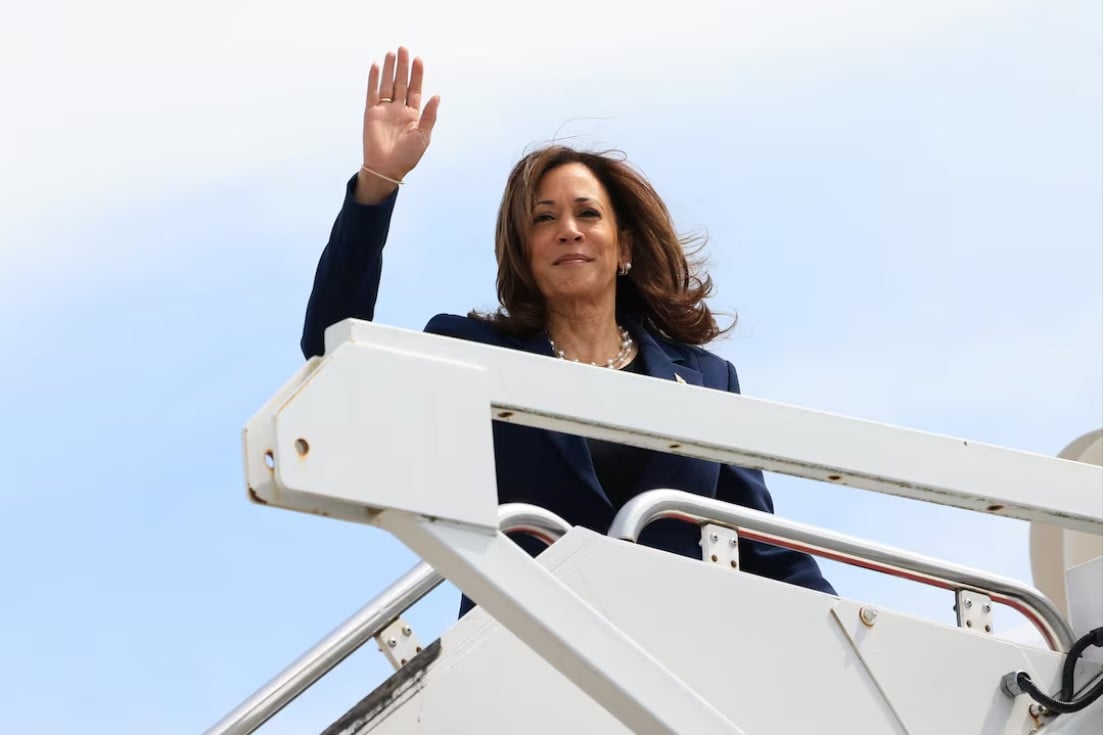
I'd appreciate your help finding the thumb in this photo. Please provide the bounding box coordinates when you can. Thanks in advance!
[419,95,441,139]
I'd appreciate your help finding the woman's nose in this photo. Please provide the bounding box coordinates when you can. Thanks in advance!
[558,219,583,241]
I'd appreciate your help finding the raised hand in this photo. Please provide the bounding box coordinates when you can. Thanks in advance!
[356,46,441,204]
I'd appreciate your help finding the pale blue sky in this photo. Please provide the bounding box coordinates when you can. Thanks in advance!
[1,1,1100,733]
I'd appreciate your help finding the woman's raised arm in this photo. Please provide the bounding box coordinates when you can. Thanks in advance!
[301,47,440,358]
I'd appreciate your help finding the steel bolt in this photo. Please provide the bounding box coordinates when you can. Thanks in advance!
[859,607,878,626]
[710,533,718,543]
[402,626,412,636]
[387,638,397,648]
[983,603,992,614]
[965,599,973,609]
[1028,703,1046,718]
[728,538,738,548]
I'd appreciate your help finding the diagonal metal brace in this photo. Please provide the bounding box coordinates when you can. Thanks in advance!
[374,509,745,735]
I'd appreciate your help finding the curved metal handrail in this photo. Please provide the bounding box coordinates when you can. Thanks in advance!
[205,504,573,735]
[608,489,1075,652]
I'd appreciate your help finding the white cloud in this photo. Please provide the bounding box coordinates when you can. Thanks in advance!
[1,0,1015,250]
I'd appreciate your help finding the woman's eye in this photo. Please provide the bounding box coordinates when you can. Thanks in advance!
[579,209,600,218]
[533,213,554,223]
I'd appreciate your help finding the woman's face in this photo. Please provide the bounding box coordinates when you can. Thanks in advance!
[525,162,629,311]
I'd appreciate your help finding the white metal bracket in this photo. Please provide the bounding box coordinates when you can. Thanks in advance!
[701,523,740,570]
[956,590,994,635]
[374,616,424,670]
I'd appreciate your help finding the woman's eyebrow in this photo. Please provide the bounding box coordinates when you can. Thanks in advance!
[536,197,598,206]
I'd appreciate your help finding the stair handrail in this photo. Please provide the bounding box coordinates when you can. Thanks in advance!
[608,489,1076,652]
[205,503,573,735]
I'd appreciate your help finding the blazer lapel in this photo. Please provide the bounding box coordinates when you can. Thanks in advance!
[631,321,703,387]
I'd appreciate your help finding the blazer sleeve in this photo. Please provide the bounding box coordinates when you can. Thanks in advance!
[715,361,838,595]
[301,175,399,359]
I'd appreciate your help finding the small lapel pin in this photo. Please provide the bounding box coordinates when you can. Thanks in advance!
[674,373,687,384]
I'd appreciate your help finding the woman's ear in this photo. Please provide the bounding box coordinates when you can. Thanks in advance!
[619,231,632,267]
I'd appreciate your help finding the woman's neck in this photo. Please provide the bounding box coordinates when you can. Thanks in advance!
[545,307,627,366]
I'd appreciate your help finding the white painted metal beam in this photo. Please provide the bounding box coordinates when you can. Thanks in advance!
[319,320,1101,533]
[243,338,500,529]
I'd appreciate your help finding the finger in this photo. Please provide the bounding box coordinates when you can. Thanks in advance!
[366,63,380,106]
[379,51,396,102]
[394,46,410,106]
[419,95,441,138]
[407,55,424,110]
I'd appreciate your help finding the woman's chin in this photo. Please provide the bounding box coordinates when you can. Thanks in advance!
[542,273,616,298]
[544,285,612,307]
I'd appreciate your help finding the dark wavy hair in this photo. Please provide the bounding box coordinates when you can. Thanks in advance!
[470,145,731,345]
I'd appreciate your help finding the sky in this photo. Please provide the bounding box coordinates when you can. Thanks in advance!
[1,1,1101,733]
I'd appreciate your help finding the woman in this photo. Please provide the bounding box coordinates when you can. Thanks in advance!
[302,47,835,604]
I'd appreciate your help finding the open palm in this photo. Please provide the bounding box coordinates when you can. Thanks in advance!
[362,47,440,183]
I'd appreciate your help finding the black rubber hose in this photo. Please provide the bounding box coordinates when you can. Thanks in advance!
[1016,672,1101,714]
[1061,627,1103,701]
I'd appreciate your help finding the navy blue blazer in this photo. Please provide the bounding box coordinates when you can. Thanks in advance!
[302,177,836,602]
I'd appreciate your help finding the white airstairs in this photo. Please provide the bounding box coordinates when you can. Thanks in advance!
[209,319,1102,735]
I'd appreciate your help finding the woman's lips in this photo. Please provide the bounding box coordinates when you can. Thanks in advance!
[554,254,592,265]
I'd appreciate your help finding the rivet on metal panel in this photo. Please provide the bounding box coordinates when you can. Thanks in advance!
[387,638,397,648]
[402,626,412,636]
[859,607,878,627]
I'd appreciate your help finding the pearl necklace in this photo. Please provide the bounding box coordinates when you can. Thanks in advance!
[548,326,634,369]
